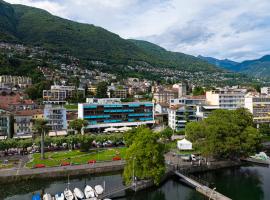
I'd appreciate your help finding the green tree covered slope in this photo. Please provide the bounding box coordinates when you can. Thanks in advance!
[0,0,220,73]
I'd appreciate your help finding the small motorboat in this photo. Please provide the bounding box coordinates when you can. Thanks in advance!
[32,193,41,200]
[55,193,64,200]
[84,185,96,198]
[43,193,52,200]
[64,189,74,200]
[74,188,85,199]
[94,185,104,195]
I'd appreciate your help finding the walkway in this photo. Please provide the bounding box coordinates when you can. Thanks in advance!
[175,171,232,200]
[0,160,125,179]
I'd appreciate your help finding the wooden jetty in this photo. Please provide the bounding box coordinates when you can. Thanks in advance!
[175,171,232,200]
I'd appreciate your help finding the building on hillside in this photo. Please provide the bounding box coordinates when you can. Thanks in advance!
[168,104,197,131]
[0,93,36,111]
[206,87,247,110]
[245,93,270,127]
[87,85,97,95]
[107,85,128,99]
[78,100,155,131]
[44,105,67,132]
[261,87,270,95]
[43,85,85,104]
[172,82,187,97]
[0,75,32,88]
[0,109,12,139]
[153,90,178,104]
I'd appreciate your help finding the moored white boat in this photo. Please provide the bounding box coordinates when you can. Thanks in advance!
[64,189,74,200]
[43,193,52,200]
[74,188,85,200]
[54,193,64,200]
[84,185,96,198]
[94,185,104,195]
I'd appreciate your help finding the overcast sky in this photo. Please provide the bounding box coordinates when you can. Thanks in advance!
[5,0,270,61]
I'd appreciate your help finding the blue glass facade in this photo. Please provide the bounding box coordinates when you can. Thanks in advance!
[82,102,154,126]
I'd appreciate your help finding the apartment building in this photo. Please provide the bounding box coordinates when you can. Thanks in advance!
[44,105,67,131]
[168,105,197,131]
[153,90,178,104]
[78,99,155,130]
[0,109,11,139]
[245,93,270,127]
[13,109,43,138]
[43,85,85,104]
[261,87,270,95]
[0,75,32,88]
[170,96,206,107]
[206,88,247,110]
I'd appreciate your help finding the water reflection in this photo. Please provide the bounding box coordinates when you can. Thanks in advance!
[1,165,270,200]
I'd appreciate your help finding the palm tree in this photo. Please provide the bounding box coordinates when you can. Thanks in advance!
[33,119,49,160]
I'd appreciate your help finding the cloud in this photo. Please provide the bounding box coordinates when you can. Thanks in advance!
[4,0,270,61]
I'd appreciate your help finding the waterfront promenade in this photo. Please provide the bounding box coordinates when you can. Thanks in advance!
[0,160,125,183]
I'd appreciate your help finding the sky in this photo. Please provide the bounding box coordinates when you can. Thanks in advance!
[5,0,270,62]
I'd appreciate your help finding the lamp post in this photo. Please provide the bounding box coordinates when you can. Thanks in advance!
[132,156,136,191]
[209,187,216,200]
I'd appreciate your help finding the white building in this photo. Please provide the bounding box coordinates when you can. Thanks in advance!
[261,87,270,95]
[206,87,247,110]
[168,105,197,131]
[245,93,270,127]
[44,105,67,131]
[172,82,187,97]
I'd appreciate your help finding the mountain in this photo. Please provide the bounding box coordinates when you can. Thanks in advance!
[198,55,239,71]
[199,54,270,78]
[0,0,219,73]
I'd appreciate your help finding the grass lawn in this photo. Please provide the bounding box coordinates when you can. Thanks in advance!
[64,104,78,110]
[26,147,127,168]
[0,163,14,169]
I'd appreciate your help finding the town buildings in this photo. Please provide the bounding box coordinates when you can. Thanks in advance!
[206,87,247,110]
[245,93,270,127]
[44,105,67,133]
[0,75,32,88]
[78,99,155,130]
[0,109,11,139]
[43,85,85,104]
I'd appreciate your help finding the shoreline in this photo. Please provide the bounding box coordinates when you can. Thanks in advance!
[0,159,243,184]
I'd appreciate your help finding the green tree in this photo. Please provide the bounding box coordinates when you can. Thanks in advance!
[259,124,270,136]
[69,119,88,134]
[96,82,108,98]
[33,119,49,159]
[123,127,165,185]
[159,127,173,140]
[192,86,205,96]
[185,108,261,158]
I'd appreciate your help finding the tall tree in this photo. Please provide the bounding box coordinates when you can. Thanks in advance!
[123,127,165,185]
[69,119,88,134]
[96,82,108,98]
[185,108,261,158]
[33,119,49,159]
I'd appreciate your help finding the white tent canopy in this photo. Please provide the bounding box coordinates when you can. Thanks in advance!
[177,138,192,150]
[104,127,118,133]
[118,127,132,132]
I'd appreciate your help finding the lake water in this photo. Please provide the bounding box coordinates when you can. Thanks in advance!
[1,164,270,200]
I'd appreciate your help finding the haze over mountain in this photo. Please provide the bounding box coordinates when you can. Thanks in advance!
[198,55,270,78]
[0,0,220,74]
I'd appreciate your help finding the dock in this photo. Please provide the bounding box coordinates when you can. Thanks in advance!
[174,171,232,200]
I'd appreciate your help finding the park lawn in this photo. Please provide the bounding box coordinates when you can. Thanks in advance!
[26,147,127,168]
[0,163,14,169]
[64,104,78,110]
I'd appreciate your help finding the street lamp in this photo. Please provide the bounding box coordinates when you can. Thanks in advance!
[132,156,136,191]
[209,187,216,200]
